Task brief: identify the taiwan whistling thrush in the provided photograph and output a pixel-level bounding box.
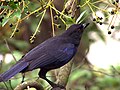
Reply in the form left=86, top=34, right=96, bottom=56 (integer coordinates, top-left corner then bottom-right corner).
left=0, top=23, right=89, bottom=88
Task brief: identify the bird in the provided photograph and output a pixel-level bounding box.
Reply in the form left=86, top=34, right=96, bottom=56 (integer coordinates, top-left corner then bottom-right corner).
left=0, top=23, right=89, bottom=88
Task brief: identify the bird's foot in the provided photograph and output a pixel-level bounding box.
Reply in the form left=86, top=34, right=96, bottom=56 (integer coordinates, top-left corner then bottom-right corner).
left=51, top=84, right=66, bottom=90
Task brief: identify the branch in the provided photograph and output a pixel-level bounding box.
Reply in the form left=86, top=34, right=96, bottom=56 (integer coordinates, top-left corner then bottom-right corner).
left=14, top=81, right=44, bottom=90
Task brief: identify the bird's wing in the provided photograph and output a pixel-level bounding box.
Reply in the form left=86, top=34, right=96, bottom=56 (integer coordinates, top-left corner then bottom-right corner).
left=26, top=43, right=76, bottom=70
left=21, top=37, right=57, bottom=62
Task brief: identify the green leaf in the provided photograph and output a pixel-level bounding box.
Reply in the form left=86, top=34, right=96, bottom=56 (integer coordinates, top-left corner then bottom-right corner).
left=65, top=17, right=75, bottom=25
left=13, top=10, right=21, bottom=19
left=9, top=1, right=18, bottom=9
left=2, top=17, right=10, bottom=27
left=2, top=10, right=21, bottom=26
left=0, top=6, right=10, bottom=9
left=13, top=51, right=23, bottom=61
left=76, top=10, right=87, bottom=24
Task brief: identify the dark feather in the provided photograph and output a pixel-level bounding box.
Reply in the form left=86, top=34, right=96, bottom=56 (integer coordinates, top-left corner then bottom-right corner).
left=0, top=60, right=29, bottom=82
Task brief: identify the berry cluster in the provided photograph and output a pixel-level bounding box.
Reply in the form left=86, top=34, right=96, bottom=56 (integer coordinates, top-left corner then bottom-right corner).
left=92, top=0, right=119, bottom=35
left=53, top=13, right=62, bottom=29
left=93, top=17, right=103, bottom=25
left=107, top=0, right=119, bottom=34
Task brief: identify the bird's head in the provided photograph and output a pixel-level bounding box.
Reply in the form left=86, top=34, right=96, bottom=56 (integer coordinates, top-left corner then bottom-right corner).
left=62, top=23, right=89, bottom=38
left=61, top=23, right=89, bottom=46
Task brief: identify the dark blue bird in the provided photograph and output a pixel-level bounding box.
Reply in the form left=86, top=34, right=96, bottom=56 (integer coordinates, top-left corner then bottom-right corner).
left=0, top=23, right=89, bottom=88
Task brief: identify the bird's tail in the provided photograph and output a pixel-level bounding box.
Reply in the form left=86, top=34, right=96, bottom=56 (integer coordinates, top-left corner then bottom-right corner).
left=0, top=61, right=29, bottom=82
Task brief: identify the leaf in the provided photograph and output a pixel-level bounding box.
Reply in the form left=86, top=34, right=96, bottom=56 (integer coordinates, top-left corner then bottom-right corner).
left=2, top=17, right=10, bottom=27
left=65, top=16, right=75, bottom=25
left=2, top=10, right=21, bottom=26
left=0, top=6, right=10, bottom=9
left=13, top=10, right=21, bottom=19
left=76, top=10, right=87, bottom=24
left=9, top=1, right=18, bottom=9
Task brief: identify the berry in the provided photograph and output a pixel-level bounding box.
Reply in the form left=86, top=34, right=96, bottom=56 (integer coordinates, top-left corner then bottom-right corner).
left=99, top=17, right=103, bottom=20
left=18, top=0, right=22, bottom=2
left=9, top=24, right=13, bottom=27
left=93, top=18, right=96, bottom=21
left=76, top=6, right=80, bottom=9
left=96, top=21, right=99, bottom=23
left=116, top=0, right=119, bottom=3
left=12, top=35, right=14, bottom=37
left=108, top=31, right=111, bottom=34
left=30, top=40, right=34, bottom=44
left=16, top=29, right=19, bottom=32
left=113, top=1, right=116, bottom=5
left=99, top=22, right=102, bottom=25
left=71, top=16, right=74, bottom=19
left=111, top=25, right=114, bottom=29
left=54, top=15, right=58, bottom=20
left=111, top=10, right=115, bottom=15
left=58, top=24, right=61, bottom=28
left=57, top=13, right=60, bottom=17
left=0, top=17, right=4, bottom=22
left=14, top=1, right=18, bottom=4
left=26, top=11, right=30, bottom=14
left=4, top=13, right=7, bottom=15
left=31, top=41, right=34, bottom=44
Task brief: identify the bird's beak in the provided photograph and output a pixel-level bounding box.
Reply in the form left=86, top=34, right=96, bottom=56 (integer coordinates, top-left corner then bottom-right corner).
left=82, top=23, right=90, bottom=29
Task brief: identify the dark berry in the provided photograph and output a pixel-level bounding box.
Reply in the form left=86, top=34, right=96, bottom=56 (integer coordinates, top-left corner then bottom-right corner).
left=1, top=17, right=4, bottom=19
left=31, top=41, right=34, bottom=44
left=54, top=15, right=58, bottom=20
left=0, top=17, right=4, bottom=22
left=26, top=11, right=30, bottom=14
left=57, top=13, right=60, bottom=17
left=93, top=18, right=96, bottom=21
left=16, top=29, right=19, bottom=32
left=14, top=1, right=18, bottom=4
left=99, top=17, right=103, bottom=20
left=4, top=13, right=7, bottom=15
left=98, top=17, right=100, bottom=19
left=9, top=24, right=13, bottom=27
left=96, top=21, right=99, bottom=23
left=71, top=16, right=74, bottom=19
left=76, top=6, right=80, bottom=9
left=113, top=1, right=116, bottom=5
left=116, top=0, right=119, bottom=3
left=12, top=35, right=14, bottom=37
left=18, top=0, right=22, bottom=2
left=99, top=22, right=102, bottom=25
left=58, top=24, right=61, bottom=28
left=108, top=31, right=111, bottom=34
left=111, top=25, right=114, bottom=29
left=64, top=9, right=68, bottom=15
left=111, top=10, right=115, bottom=15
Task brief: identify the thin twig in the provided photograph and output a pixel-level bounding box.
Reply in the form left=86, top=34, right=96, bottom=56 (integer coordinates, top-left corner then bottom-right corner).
left=4, top=39, right=17, bottom=62
left=30, top=9, right=46, bottom=43
left=111, top=65, right=120, bottom=75
left=50, top=6, right=55, bottom=36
